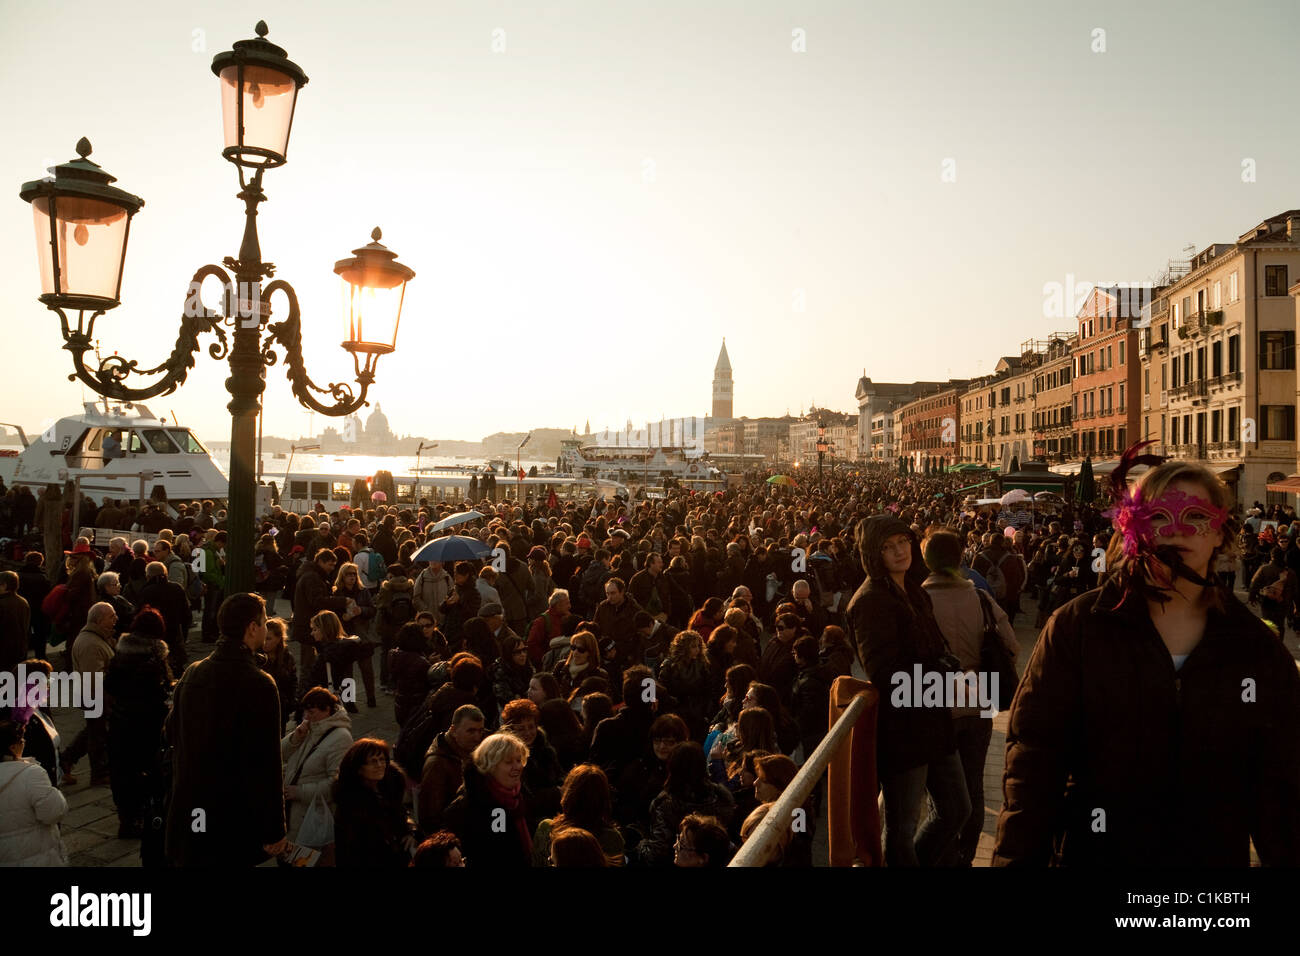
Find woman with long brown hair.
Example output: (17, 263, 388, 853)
(530, 763, 624, 866)
(333, 737, 413, 867)
(552, 630, 608, 699)
(996, 450, 1300, 866)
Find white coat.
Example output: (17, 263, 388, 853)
(0, 758, 67, 866)
(280, 708, 353, 843)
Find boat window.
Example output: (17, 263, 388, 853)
(310, 482, 329, 501)
(128, 432, 148, 454)
(142, 429, 180, 454)
(168, 430, 207, 454)
(64, 429, 104, 470)
(289, 481, 309, 499)
(332, 482, 352, 500)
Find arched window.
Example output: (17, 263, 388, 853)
(1266, 472, 1288, 508)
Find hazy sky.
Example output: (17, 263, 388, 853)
(3, 0, 1299, 445)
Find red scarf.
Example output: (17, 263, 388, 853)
(486, 776, 533, 855)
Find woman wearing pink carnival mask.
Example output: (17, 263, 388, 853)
(994, 444, 1300, 867)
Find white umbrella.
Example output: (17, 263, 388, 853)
(1000, 489, 1031, 506)
(430, 509, 485, 533)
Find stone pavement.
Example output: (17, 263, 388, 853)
(49, 591, 1300, 867)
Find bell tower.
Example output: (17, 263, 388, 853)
(712, 338, 733, 420)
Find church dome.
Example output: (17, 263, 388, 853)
(366, 403, 392, 436)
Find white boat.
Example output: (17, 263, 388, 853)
(274, 469, 627, 512)
(0, 403, 229, 502)
(558, 439, 722, 483)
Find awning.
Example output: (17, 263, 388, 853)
(1001, 481, 1069, 493)
(952, 478, 997, 493)
(1266, 475, 1300, 493)
(1215, 465, 1241, 477)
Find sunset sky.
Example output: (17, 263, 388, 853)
(3, 0, 1299, 445)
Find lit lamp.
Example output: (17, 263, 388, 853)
(334, 228, 416, 377)
(211, 20, 308, 169)
(19, 138, 144, 316)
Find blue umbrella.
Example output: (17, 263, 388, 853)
(411, 535, 494, 563)
(429, 509, 485, 533)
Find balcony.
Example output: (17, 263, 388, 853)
(1209, 370, 1242, 388)
(1209, 440, 1242, 455)
(1176, 310, 1226, 340)
(1143, 330, 1170, 358)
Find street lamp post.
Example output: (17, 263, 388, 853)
(816, 420, 828, 485)
(19, 22, 416, 595)
(412, 441, 438, 503)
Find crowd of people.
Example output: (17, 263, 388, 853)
(1, 456, 1298, 867)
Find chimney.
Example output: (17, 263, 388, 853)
(1288, 214, 1300, 241)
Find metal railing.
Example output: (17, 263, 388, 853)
(729, 677, 880, 867)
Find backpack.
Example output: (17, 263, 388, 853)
(394, 697, 439, 780)
(384, 591, 415, 628)
(984, 553, 1009, 602)
(1261, 570, 1292, 602)
(42, 584, 72, 634)
(360, 549, 387, 588)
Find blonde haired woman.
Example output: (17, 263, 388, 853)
(443, 732, 532, 868)
(305, 610, 367, 714)
(996, 449, 1300, 866)
(333, 561, 377, 709)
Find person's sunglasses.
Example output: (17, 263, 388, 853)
(570, 644, 588, 653)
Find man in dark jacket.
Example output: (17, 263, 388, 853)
(0, 570, 31, 674)
(439, 561, 481, 653)
(629, 553, 673, 624)
(994, 574, 1300, 866)
(16, 553, 50, 660)
(576, 549, 612, 616)
(759, 612, 801, 706)
(139, 561, 192, 674)
(590, 665, 658, 781)
(791, 635, 830, 759)
(293, 549, 348, 680)
(418, 704, 484, 836)
(165, 593, 287, 866)
(593, 577, 644, 671)
(491, 542, 534, 638)
(371, 515, 398, 566)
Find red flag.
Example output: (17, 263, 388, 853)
(517, 468, 526, 480)
(547, 490, 558, 509)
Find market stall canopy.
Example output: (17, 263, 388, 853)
(999, 461, 1073, 494)
(1266, 475, 1300, 494)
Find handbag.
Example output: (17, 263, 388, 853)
(977, 591, 1019, 713)
(297, 793, 335, 849)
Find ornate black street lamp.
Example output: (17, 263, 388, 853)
(19, 22, 415, 594)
